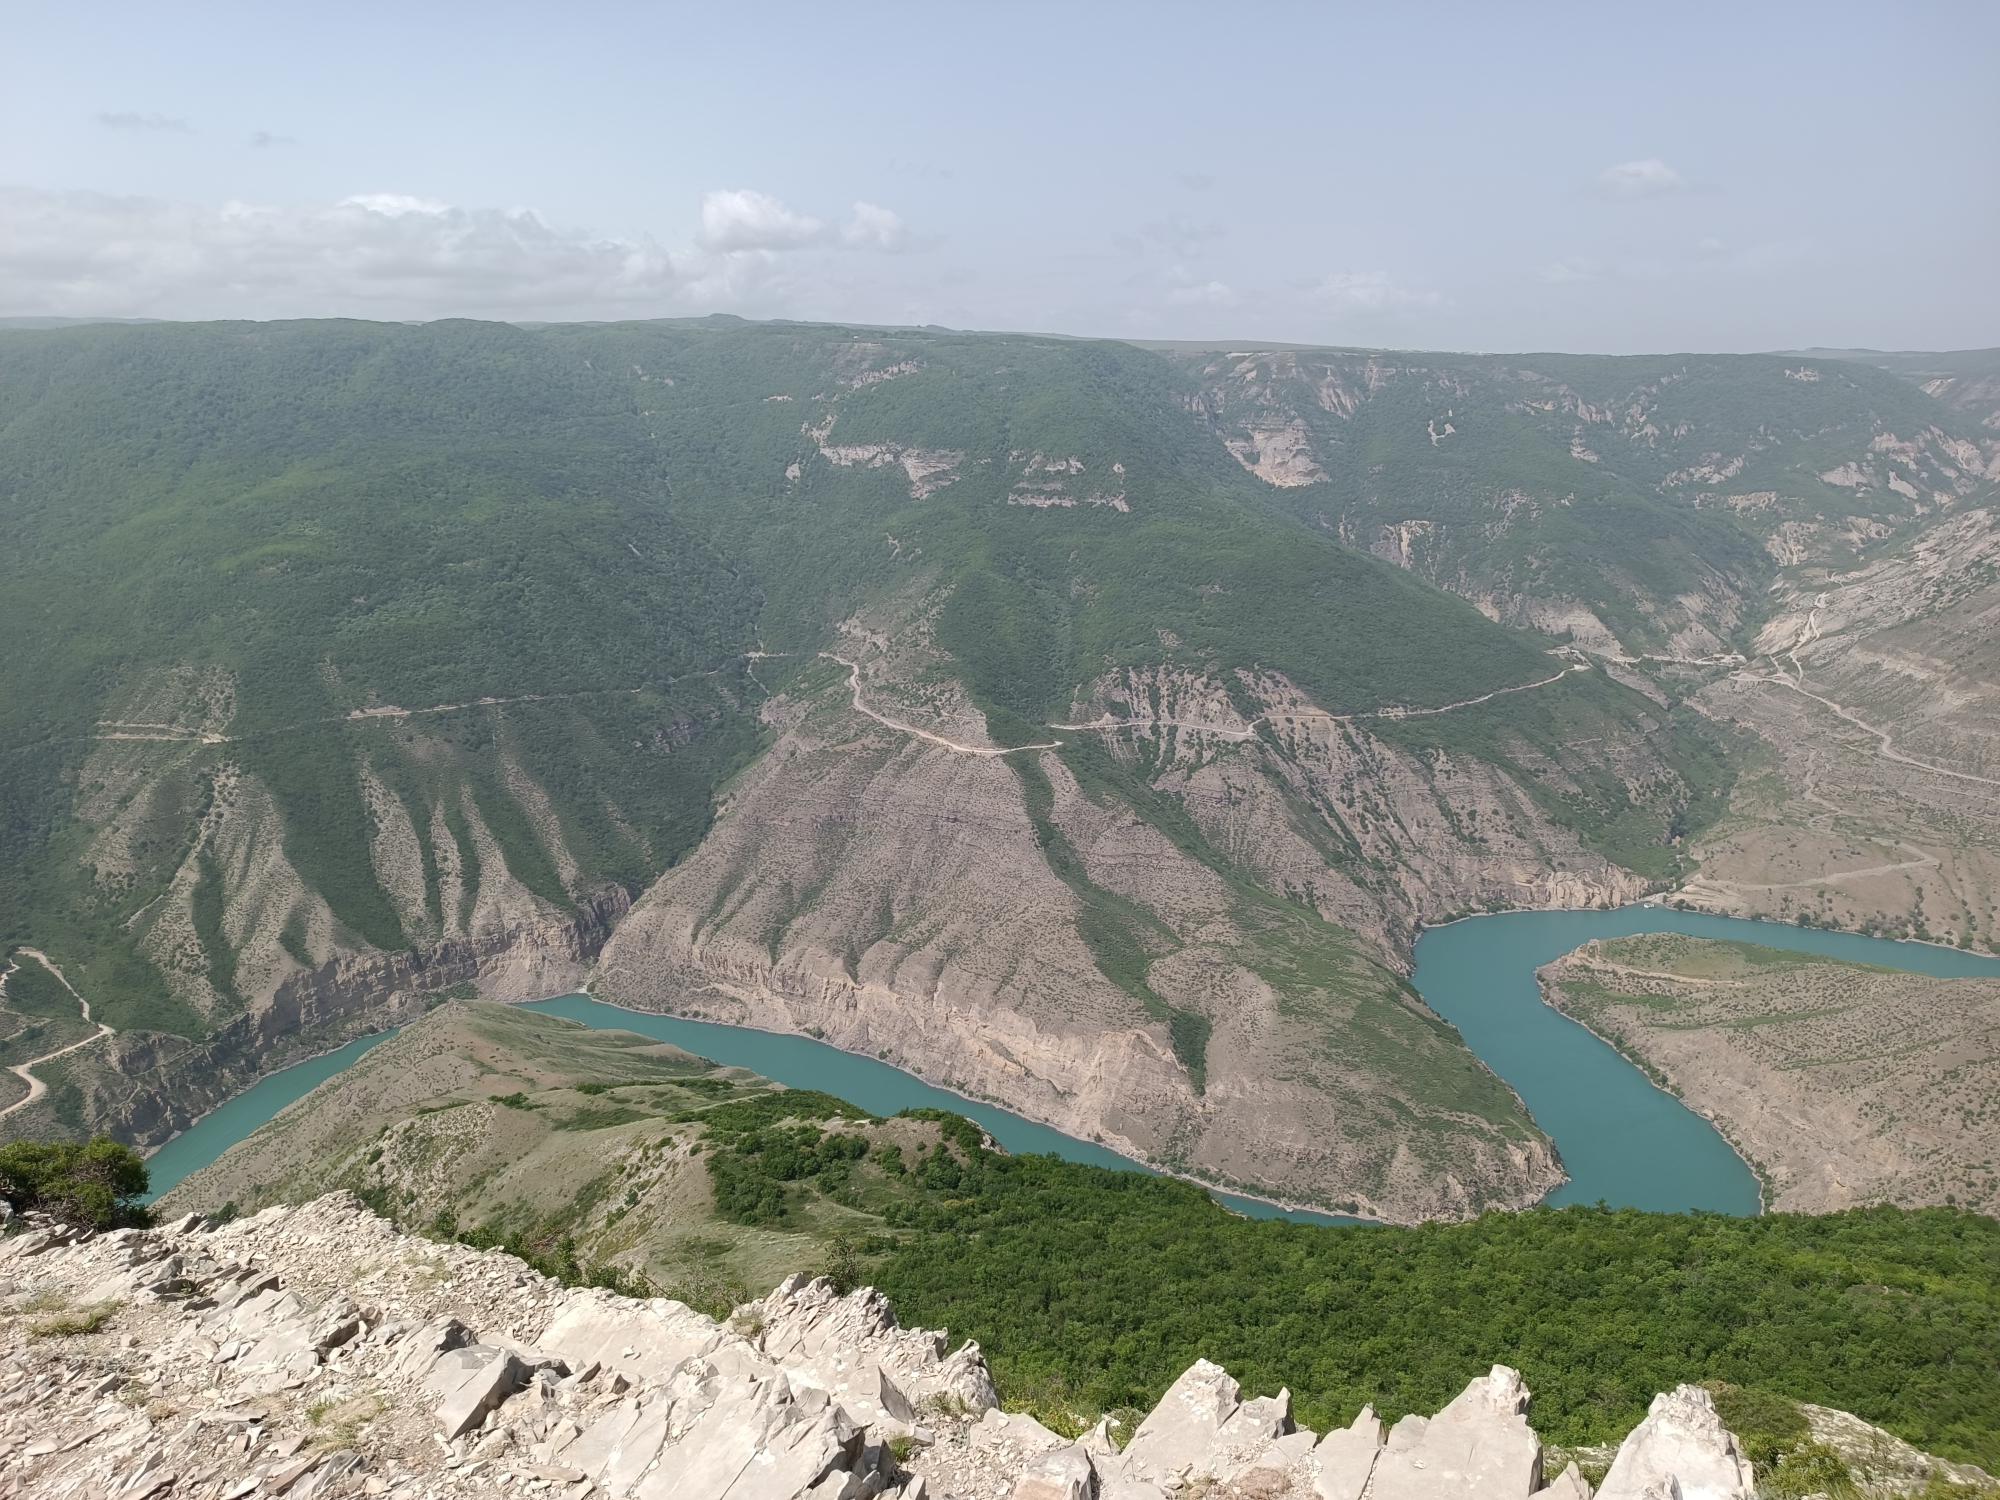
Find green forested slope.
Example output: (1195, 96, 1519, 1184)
(893, 1137, 2000, 1470)
(0, 317, 1744, 1043)
(0, 321, 768, 1031)
(1175, 345, 1995, 654)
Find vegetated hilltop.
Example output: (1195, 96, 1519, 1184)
(1170, 345, 1996, 658)
(1806, 347, 2000, 435)
(1, 317, 1988, 1217)
(1539, 934, 2000, 1214)
(162, 1001, 961, 1316)
(154, 1002, 2000, 1476)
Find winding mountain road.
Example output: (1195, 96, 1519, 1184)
(1050, 651, 1592, 738)
(0, 949, 113, 1122)
(822, 653, 1063, 756)
(1732, 633, 2000, 794)
(827, 647, 1596, 759)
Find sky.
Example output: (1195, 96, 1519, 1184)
(3, 1, 1996, 353)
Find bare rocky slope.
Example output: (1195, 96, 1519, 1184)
(1677, 500, 2000, 951)
(10, 1193, 1984, 1500)
(592, 643, 1609, 1221)
(156, 1002, 966, 1313)
(1538, 934, 2000, 1214)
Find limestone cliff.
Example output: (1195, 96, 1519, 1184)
(6, 892, 627, 1150)
(593, 652, 1572, 1224)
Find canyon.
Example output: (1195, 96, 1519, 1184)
(2, 320, 1997, 1223)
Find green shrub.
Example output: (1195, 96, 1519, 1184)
(0, 1137, 150, 1230)
(30, 1302, 118, 1337)
(1765, 1442, 1854, 1499)
(1707, 1382, 1809, 1468)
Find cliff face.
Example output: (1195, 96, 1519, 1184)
(593, 649, 1616, 1223)
(10, 890, 627, 1149)
(1179, 347, 1998, 661)
(1058, 663, 1657, 963)
(0, 1193, 1804, 1500)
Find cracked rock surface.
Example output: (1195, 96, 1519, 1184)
(2, 1195, 1773, 1500)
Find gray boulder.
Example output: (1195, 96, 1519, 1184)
(1596, 1387, 1754, 1500)
(540, 1287, 763, 1386)
(1310, 1406, 1384, 1500)
(1011, 1445, 1098, 1500)
(389, 1316, 474, 1377)
(423, 1340, 566, 1439)
(428, 1344, 530, 1439)
(1366, 1366, 1543, 1500)
(632, 1373, 869, 1500)
(1117, 1359, 1293, 1483)
(1535, 1462, 1595, 1500)
(970, 1408, 1072, 1460)
(745, 1274, 1000, 1415)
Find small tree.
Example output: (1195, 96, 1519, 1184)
(823, 1231, 863, 1294)
(0, 1137, 151, 1230)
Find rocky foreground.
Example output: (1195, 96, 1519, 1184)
(2, 1194, 1763, 1500)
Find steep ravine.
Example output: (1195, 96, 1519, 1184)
(8, 891, 629, 1150)
(584, 662, 1689, 1222)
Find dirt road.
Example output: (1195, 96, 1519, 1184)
(0, 949, 113, 1122)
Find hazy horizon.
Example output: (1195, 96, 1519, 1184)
(4, 1, 1996, 353)
(4, 310, 1996, 363)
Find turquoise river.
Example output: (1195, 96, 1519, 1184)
(142, 906, 2000, 1217)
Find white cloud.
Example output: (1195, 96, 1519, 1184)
(1596, 158, 1687, 197)
(339, 192, 449, 217)
(0, 186, 685, 319)
(0, 184, 919, 321)
(841, 201, 907, 250)
(1313, 270, 1443, 311)
(697, 189, 824, 252)
(1540, 256, 1604, 285)
(250, 130, 299, 149)
(96, 110, 191, 132)
(1165, 278, 1238, 308)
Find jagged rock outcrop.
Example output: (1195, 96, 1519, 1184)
(0, 1194, 971, 1498)
(1596, 1387, 1754, 1500)
(1367, 1366, 1542, 1500)
(0, 1194, 1774, 1500)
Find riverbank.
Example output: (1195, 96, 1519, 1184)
(124, 905, 2000, 1222)
(140, 1027, 402, 1200)
(526, 989, 1373, 1226)
(1539, 933, 2000, 1214)
(1530, 953, 1771, 1215)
